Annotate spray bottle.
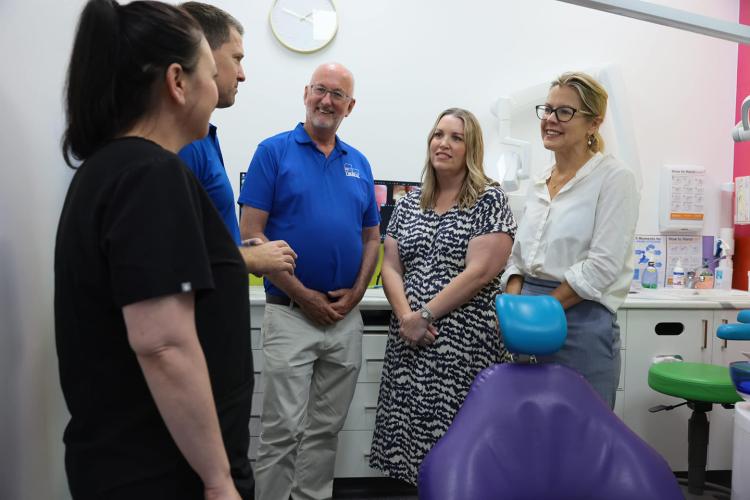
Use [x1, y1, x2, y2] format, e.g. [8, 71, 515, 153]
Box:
[715, 239, 734, 290]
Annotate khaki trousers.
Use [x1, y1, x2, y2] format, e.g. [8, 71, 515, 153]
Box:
[254, 304, 363, 500]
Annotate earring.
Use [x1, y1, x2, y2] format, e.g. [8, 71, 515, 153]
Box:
[587, 135, 595, 147]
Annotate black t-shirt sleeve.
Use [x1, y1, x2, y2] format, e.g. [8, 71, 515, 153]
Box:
[102, 157, 214, 307]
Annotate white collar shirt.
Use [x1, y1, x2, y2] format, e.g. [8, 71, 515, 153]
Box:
[501, 152, 640, 313]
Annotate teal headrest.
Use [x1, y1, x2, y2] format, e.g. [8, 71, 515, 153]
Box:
[495, 294, 567, 355]
[718, 323, 750, 341]
[737, 310, 750, 324]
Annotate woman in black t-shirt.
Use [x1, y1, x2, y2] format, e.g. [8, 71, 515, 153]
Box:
[56, 2, 294, 499]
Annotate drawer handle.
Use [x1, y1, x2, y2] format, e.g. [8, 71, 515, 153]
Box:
[363, 451, 371, 458]
[702, 319, 708, 350]
[366, 358, 385, 363]
[721, 319, 728, 349]
[654, 322, 684, 335]
[364, 403, 377, 411]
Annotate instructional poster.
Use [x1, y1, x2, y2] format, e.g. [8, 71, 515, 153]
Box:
[632, 235, 666, 288]
[665, 235, 702, 287]
[669, 168, 704, 220]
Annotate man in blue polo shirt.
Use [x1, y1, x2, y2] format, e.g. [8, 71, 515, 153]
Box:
[179, 2, 245, 244]
[238, 62, 380, 500]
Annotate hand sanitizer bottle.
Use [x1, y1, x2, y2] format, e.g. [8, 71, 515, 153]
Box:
[672, 259, 685, 288]
[641, 261, 659, 289]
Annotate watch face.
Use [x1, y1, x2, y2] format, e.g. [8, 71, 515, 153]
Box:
[269, 0, 338, 53]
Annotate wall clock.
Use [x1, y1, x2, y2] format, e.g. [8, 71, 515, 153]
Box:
[269, 0, 338, 53]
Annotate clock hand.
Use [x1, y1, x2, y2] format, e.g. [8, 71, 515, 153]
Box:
[282, 7, 304, 20]
[300, 11, 314, 24]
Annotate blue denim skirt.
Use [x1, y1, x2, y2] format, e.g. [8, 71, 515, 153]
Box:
[520, 276, 621, 409]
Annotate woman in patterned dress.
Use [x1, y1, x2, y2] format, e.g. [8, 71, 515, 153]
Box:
[368, 108, 517, 485]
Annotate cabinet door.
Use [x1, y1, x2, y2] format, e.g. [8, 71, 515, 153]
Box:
[617, 310, 627, 348]
[334, 430, 384, 478]
[612, 311, 626, 420]
[708, 309, 748, 470]
[250, 305, 264, 349]
[623, 309, 713, 469]
[359, 334, 387, 383]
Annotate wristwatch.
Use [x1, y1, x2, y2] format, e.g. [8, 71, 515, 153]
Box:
[419, 305, 434, 324]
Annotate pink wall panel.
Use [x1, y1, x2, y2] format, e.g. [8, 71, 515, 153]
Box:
[735, 0, 750, 288]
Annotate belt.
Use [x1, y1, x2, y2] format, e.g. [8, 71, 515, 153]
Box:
[265, 294, 297, 307]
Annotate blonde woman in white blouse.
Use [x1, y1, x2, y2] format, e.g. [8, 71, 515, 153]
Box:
[501, 71, 639, 408]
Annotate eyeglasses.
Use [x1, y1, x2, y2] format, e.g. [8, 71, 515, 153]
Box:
[535, 104, 593, 122]
[308, 84, 352, 102]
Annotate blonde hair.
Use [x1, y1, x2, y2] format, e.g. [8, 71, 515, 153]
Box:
[551, 71, 608, 153]
[420, 108, 496, 211]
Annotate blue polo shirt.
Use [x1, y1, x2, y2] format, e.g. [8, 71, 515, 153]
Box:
[238, 123, 380, 297]
[179, 124, 241, 244]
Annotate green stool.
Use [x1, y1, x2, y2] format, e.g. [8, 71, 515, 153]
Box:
[648, 312, 750, 497]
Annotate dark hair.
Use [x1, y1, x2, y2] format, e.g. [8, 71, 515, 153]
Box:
[180, 2, 243, 50]
[62, 0, 203, 167]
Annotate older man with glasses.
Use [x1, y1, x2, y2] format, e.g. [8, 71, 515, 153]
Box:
[238, 62, 381, 500]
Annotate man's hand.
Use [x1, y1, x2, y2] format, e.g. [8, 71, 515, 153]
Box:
[240, 240, 297, 276]
[327, 287, 364, 317]
[296, 289, 344, 326]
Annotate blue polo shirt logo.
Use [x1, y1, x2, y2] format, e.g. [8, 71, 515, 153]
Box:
[344, 163, 360, 178]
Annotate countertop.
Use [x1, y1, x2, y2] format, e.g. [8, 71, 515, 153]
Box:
[250, 286, 750, 310]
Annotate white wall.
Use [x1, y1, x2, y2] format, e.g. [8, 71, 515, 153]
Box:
[209, 0, 739, 236]
[0, 0, 739, 498]
[1, 1, 81, 499]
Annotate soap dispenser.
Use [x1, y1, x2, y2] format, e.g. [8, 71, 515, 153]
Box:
[641, 261, 659, 289]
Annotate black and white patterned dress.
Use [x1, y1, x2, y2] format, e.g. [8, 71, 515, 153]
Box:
[368, 185, 517, 485]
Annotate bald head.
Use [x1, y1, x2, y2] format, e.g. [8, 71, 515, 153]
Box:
[303, 62, 356, 138]
[310, 62, 355, 97]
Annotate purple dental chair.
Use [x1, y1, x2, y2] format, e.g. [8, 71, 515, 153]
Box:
[417, 294, 682, 500]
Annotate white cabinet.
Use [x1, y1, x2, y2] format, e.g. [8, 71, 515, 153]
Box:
[614, 310, 626, 419]
[249, 305, 264, 468]
[334, 330, 387, 478]
[622, 309, 713, 469]
[622, 308, 747, 471]
[707, 309, 748, 470]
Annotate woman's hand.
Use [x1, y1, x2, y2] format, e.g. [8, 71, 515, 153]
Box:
[419, 324, 439, 347]
[204, 481, 242, 500]
[398, 311, 438, 348]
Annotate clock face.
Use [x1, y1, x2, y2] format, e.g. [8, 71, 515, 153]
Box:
[269, 0, 338, 53]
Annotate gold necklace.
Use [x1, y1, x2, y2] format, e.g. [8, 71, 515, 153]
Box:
[548, 168, 575, 191]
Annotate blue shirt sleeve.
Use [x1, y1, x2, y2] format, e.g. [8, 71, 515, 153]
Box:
[178, 142, 208, 184]
[238, 144, 276, 212]
[361, 159, 380, 228]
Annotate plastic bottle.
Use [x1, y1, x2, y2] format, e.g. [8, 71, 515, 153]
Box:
[715, 254, 733, 291]
[671, 259, 685, 288]
[641, 261, 659, 289]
